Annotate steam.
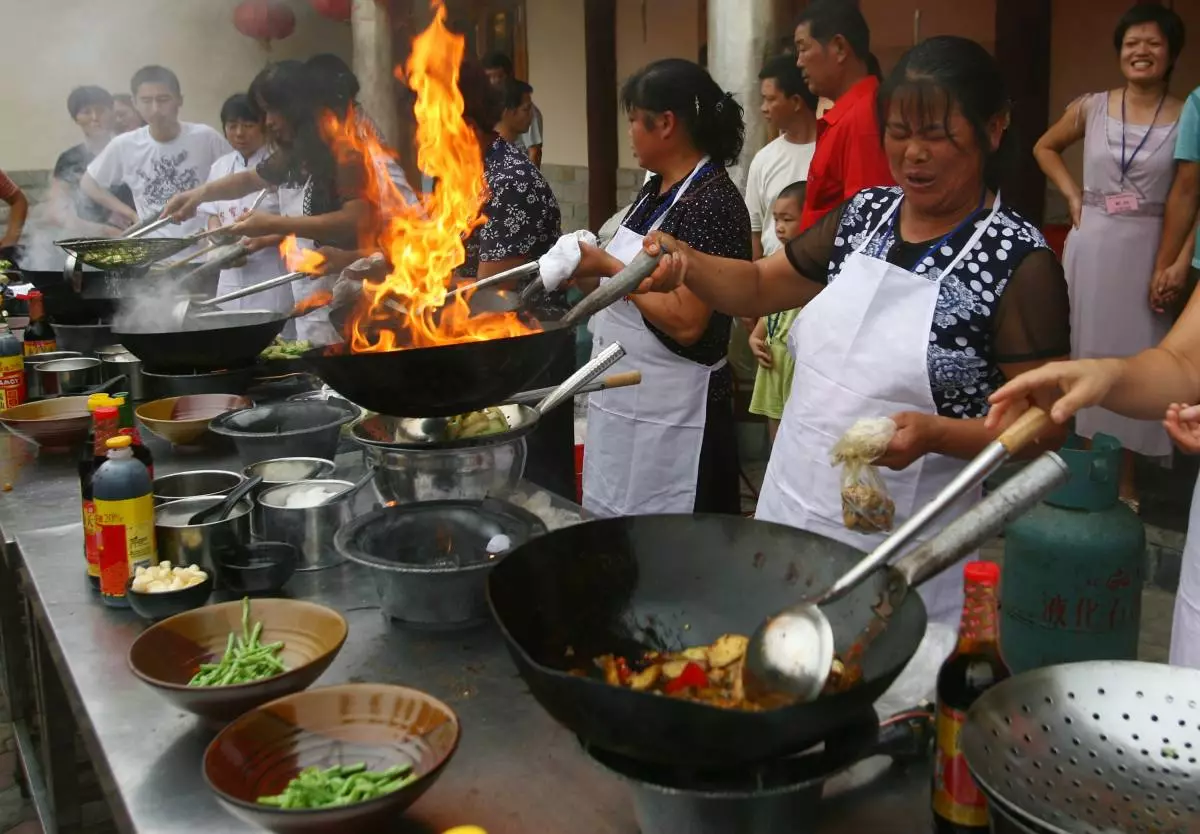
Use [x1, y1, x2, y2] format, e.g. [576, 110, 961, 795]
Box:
[111, 272, 197, 333]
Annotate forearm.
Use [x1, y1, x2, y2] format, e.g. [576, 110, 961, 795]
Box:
[80, 176, 132, 218]
[274, 203, 365, 243]
[1, 193, 27, 245]
[1100, 351, 1200, 420]
[1175, 219, 1199, 269]
[1033, 149, 1080, 203]
[680, 246, 820, 318]
[928, 413, 1065, 462]
[1155, 170, 1200, 271]
[199, 170, 264, 203]
[630, 291, 711, 346]
[751, 235, 763, 261]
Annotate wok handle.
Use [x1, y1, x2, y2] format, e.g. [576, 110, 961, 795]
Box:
[535, 341, 626, 415]
[124, 213, 173, 239]
[997, 406, 1052, 455]
[503, 370, 641, 404]
[894, 452, 1070, 589]
[559, 250, 662, 328]
[175, 244, 252, 286]
[202, 271, 308, 307]
[447, 262, 540, 299]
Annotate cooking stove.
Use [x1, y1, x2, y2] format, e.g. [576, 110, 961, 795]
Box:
[583, 707, 933, 834]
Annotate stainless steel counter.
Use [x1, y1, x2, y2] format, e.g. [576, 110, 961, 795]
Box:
[0, 431, 933, 833]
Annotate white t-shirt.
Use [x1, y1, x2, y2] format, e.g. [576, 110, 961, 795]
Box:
[86, 122, 230, 238]
[744, 134, 816, 256]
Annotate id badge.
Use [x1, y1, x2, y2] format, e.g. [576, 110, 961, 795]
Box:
[1105, 193, 1140, 214]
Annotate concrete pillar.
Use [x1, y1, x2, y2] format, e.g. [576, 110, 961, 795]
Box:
[705, 0, 779, 192]
[352, 0, 399, 146]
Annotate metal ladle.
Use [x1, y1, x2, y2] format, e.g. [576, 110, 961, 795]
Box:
[743, 406, 1054, 704]
[168, 270, 310, 325]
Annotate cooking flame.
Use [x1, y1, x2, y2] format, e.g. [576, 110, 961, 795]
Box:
[280, 234, 327, 275]
[291, 289, 333, 317]
[325, 2, 540, 353]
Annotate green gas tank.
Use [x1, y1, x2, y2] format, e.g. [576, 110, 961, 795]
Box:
[1000, 434, 1144, 674]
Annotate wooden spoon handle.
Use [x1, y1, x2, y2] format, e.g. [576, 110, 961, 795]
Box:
[997, 406, 1052, 455]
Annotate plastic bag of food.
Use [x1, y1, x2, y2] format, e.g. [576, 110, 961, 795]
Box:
[830, 417, 897, 533]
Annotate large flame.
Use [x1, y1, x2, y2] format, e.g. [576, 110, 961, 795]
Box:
[324, 2, 540, 353]
[280, 234, 327, 274]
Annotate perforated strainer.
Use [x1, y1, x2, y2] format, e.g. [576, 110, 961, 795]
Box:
[961, 661, 1200, 834]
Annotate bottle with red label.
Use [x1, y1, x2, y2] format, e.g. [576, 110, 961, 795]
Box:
[80, 398, 119, 589]
[94, 434, 156, 607]
[932, 561, 1010, 832]
[0, 322, 24, 409]
[22, 291, 56, 356]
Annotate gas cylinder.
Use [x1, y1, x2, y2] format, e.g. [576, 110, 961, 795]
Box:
[1000, 434, 1144, 674]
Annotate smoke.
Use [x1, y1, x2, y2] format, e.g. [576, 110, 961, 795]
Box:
[111, 272, 196, 333]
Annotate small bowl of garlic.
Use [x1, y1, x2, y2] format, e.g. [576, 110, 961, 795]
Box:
[126, 562, 215, 621]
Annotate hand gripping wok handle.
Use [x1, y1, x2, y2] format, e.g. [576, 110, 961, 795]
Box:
[535, 342, 626, 415]
[559, 250, 662, 328]
[893, 451, 1070, 589]
[124, 213, 173, 239]
[203, 272, 307, 307]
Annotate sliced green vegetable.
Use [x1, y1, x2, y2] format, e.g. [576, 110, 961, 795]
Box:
[255, 763, 418, 809]
[187, 597, 288, 686]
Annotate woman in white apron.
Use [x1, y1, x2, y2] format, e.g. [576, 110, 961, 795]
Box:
[628, 38, 1073, 627]
[571, 59, 753, 517]
[196, 94, 295, 338]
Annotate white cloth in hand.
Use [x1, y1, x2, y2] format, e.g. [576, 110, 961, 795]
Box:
[331, 253, 388, 312]
[538, 230, 598, 292]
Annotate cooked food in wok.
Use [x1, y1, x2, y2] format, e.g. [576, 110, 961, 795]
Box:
[445, 407, 511, 440]
[588, 634, 852, 710]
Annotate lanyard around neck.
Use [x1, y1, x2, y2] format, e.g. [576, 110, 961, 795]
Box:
[1120, 89, 1165, 182]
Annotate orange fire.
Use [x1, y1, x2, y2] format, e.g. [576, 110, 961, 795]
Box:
[280, 234, 328, 275]
[321, 2, 540, 353]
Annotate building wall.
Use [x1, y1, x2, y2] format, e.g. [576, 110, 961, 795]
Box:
[860, 0, 996, 74]
[0, 0, 353, 172]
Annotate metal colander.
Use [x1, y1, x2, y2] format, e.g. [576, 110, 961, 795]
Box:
[55, 236, 193, 269]
[961, 661, 1200, 834]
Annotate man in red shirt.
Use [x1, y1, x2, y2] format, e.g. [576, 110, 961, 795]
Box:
[794, 0, 893, 230]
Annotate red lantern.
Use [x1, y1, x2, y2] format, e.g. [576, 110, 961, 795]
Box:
[233, 0, 296, 48]
[310, 0, 353, 21]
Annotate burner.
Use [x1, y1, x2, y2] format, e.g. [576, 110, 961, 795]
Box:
[584, 707, 932, 834]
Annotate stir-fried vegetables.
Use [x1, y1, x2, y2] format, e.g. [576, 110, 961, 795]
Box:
[188, 597, 287, 686]
[256, 763, 418, 809]
[260, 337, 312, 360]
[445, 407, 510, 440]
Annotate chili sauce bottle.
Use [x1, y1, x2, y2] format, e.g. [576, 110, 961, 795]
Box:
[932, 561, 1010, 832]
[94, 435, 156, 607]
[22, 290, 56, 355]
[80, 398, 119, 589]
[0, 322, 24, 409]
[112, 393, 154, 477]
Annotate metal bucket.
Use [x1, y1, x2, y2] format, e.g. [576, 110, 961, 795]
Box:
[255, 480, 353, 571]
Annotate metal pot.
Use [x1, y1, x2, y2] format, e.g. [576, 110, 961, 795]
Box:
[36, 357, 102, 397]
[99, 352, 145, 401]
[241, 457, 337, 498]
[152, 470, 244, 505]
[22, 351, 83, 400]
[50, 322, 114, 354]
[154, 496, 253, 577]
[364, 437, 527, 505]
[209, 401, 359, 467]
[142, 366, 259, 399]
[256, 480, 354, 571]
[336, 499, 547, 627]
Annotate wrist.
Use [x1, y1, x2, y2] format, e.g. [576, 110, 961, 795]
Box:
[923, 413, 950, 457]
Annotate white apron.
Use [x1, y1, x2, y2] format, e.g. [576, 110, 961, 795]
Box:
[756, 193, 1003, 628]
[1170, 482, 1200, 667]
[278, 178, 339, 345]
[583, 157, 725, 517]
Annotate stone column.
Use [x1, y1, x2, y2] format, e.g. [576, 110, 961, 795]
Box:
[352, 0, 399, 145]
[705, 0, 781, 193]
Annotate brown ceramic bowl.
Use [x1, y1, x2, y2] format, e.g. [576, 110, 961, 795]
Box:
[136, 394, 251, 446]
[204, 684, 460, 833]
[0, 396, 93, 451]
[127, 598, 347, 724]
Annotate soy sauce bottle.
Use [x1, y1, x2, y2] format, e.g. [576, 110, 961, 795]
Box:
[80, 398, 119, 589]
[94, 435, 156, 607]
[932, 561, 1009, 832]
[22, 291, 56, 355]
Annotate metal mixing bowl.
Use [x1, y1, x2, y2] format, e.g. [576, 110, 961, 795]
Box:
[364, 437, 527, 505]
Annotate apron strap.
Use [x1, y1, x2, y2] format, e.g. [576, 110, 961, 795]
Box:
[853, 193, 903, 256]
[941, 191, 1002, 277]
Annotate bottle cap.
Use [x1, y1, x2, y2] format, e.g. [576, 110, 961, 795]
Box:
[964, 560, 1000, 586]
[94, 405, 119, 421]
[106, 435, 133, 450]
[28, 290, 42, 299]
[87, 394, 110, 411]
[111, 394, 127, 406]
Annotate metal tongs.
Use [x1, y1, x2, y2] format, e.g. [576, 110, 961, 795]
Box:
[169, 270, 311, 325]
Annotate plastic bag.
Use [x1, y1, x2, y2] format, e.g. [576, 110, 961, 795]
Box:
[831, 417, 897, 533]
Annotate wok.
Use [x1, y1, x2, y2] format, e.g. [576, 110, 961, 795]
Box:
[114, 310, 287, 373]
[302, 250, 661, 417]
[487, 454, 1070, 767]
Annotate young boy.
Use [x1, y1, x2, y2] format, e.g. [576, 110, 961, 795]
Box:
[748, 181, 807, 443]
[82, 65, 229, 238]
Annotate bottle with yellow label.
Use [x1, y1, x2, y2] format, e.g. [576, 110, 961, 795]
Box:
[932, 561, 1009, 832]
[22, 291, 56, 356]
[0, 322, 24, 409]
[94, 435, 156, 608]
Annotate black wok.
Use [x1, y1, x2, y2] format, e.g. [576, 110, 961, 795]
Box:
[114, 310, 287, 373]
[486, 514, 926, 767]
[302, 250, 661, 418]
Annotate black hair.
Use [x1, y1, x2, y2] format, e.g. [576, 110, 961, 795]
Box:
[796, 0, 871, 62]
[758, 54, 819, 114]
[499, 78, 533, 112]
[249, 61, 334, 187]
[305, 53, 360, 115]
[67, 85, 113, 119]
[458, 57, 504, 132]
[878, 36, 1013, 192]
[113, 93, 134, 107]
[482, 52, 514, 76]
[130, 65, 181, 96]
[220, 93, 261, 126]
[1113, 4, 1186, 83]
[776, 180, 807, 205]
[620, 58, 745, 167]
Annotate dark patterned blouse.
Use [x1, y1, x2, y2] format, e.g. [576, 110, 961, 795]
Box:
[785, 186, 1071, 418]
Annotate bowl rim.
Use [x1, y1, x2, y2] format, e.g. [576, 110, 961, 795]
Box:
[241, 456, 337, 483]
[136, 394, 252, 423]
[155, 495, 254, 527]
[201, 682, 461, 816]
[258, 479, 355, 509]
[209, 401, 359, 438]
[126, 598, 348, 693]
[152, 469, 244, 492]
[35, 356, 102, 372]
[0, 395, 93, 422]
